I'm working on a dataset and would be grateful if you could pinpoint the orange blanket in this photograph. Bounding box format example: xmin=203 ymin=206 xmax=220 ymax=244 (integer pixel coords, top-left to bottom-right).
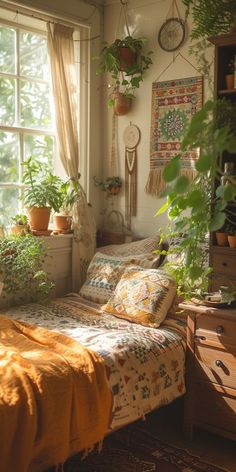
xmin=0 ymin=315 xmax=112 ymax=472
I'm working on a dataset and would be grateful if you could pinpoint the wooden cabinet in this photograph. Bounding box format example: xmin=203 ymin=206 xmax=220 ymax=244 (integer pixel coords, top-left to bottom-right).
xmin=208 ymin=32 xmax=236 ymax=290
xmin=180 ymin=302 xmax=236 ymax=441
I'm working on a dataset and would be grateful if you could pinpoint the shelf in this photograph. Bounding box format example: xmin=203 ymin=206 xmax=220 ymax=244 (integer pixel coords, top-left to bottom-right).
xmin=218 ymin=89 xmax=236 ymax=95
xmin=211 ymin=245 xmax=236 ymax=253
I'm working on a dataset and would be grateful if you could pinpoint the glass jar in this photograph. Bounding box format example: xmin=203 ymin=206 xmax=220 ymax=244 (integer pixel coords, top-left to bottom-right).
xmin=221 ymin=162 xmax=235 ymax=186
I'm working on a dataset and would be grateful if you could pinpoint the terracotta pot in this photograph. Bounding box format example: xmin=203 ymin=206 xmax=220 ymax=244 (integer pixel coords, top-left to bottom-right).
xmin=107 ymin=186 xmax=121 ymax=195
xmin=113 ymin=92 xmax=131 ymax=116
xmin=11 ymin=224 xmax=29 ymax=236
xmin=118 ymin=46 xmax=136 ymax=71
xmin=225 ymin=74 xmax=234 ymax=90
xmin=228 ymin=235 xmax=236 ymax=248
xmin=215 ymin=232 xmax=228 ymax=246
xmin=27 ymin=207 xmax=51 ymax=231
xmin=54 ymin=214 xmax=72 ymax=231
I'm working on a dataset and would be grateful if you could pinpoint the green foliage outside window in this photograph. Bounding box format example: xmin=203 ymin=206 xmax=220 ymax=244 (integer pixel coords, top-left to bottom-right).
xmin=0 ymin=23 xmax=55 ymax=227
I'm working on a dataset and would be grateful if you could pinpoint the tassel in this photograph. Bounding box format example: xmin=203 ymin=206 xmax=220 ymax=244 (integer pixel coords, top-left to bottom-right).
xmin=145 ymin=168 xmax=197 ymax=197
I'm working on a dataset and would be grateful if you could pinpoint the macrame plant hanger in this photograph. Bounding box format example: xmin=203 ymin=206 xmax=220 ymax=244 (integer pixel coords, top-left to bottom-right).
xmin=123 ymin=123 xmax=141 ymax=230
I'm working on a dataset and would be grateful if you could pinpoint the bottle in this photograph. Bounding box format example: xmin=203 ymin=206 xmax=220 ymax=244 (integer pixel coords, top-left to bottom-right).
xmin=221 ymin=162 xmax=235 ymax=186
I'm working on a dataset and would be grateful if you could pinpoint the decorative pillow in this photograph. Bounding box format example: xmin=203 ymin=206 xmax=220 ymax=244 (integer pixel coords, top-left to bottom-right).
xmin=79 ymin=252 xmax=160 ymax=304
xmin=102 ymin=267 xmax=176 ymax=328
xmin=98 ymin=234 xmax=161 ymax=261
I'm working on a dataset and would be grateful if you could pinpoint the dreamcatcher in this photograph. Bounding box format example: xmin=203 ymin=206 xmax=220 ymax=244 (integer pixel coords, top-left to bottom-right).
xmin=123 ymin=123 xmax=141 ymax=229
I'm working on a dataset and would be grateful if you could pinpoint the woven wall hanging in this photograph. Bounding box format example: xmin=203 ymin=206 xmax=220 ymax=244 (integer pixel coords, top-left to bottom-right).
xmin=123 ymin=124 xmax=141 ymax=229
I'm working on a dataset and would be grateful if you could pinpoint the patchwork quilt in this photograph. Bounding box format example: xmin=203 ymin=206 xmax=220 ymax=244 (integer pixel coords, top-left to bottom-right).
xmin=5 ymin=294 xmax=186 ymax=433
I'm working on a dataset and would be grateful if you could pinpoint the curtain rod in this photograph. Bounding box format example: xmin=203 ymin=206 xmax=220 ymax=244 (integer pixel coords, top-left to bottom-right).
xmin=0 ymin=0 xmax=97 ymax=29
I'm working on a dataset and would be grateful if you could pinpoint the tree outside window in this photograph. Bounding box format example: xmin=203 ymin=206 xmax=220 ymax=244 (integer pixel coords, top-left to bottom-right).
xmin=0 ymin=22 xmax=55 ymax=227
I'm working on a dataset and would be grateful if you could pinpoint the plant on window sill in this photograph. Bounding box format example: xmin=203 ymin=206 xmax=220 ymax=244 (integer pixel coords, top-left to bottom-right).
xmin=10 ymin=213 xmax=29 ymax=236
xmin=156 ymin=99 xmax=236 ymax=299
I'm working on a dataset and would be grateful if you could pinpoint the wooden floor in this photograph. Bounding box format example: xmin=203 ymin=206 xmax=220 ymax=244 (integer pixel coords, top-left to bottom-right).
xmin=137 ymin=398 xmax=236 ymax=472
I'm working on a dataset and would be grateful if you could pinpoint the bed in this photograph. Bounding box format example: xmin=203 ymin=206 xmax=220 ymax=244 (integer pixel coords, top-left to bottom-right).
xmin=0 ymin=236 xmax=187 ymax=472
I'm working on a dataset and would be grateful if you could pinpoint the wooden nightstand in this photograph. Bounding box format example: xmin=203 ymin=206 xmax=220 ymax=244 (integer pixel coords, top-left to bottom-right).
xmin=179 ymin=302 xmax=236 ymax=441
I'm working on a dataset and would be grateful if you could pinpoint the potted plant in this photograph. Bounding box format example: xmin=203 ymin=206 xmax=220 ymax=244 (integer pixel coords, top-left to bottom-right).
xmin=0 ymin=233 xmax=54 ymax=308
xmin=10 ymin=213 xmax=29 ymax=236
xmin=53 ymin=179 xmax=80 ymax=232
xmin=93 ymin=176 xmax=122 ymax=195
xmin=215 ymin=225 xmax=230 ymax=246
xmin=22 ymin=157 xmax=63 ymax=233
xmin=228 ymin=230 xmax=236 ymax=248
xmin=156 ymin=99 xmax=236 ymax=298
xmin=96 ymin=36 xmax=153 ymax=112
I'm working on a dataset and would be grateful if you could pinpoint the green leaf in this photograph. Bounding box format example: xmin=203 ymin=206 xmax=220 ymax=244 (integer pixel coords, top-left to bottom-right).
xmin=195 ymin=154 xmax=212 ymax=172
xmin=163 ymin=156 xmax=181 ymax=182
xmin=174 ymin=175 xmax=190 ymax=194
xmin=223 ymin=184 xmax=236 ymax=202
xmin=155 ymin=198 xmax=170 ymax=216
xmin=189 ymin=266 xmax=203 ymax=279
xmin=209 ymin=212 xmax=226 ymax=231
xmin=188 ymin=189 xmax=204 ymax=208
xmin=216 ymin=185 xmax=225 ymax=198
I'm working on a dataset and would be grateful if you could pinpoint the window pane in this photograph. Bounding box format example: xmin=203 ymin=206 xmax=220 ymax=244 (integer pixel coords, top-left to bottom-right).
xmin=0 ymin=77 xmax=15 ymax=125
xmin=20 ymin=79 xmax=52 ymax=129
xmin=24 ymin=133 xmax=54 ymax=169
xmin=0 ymin=187 xmax=20 ymax=227
xmin=20 ymin=31 xmax=49 ymax=80
xmin=0 ymin=26 xmax=16 ymax=74
xmin=0 ymin=131 xmax=19 ymax=182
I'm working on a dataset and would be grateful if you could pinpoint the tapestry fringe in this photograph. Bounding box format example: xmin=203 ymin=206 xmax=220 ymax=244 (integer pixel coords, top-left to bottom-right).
xmin=145 ymin=168 xmax=197 ymax=197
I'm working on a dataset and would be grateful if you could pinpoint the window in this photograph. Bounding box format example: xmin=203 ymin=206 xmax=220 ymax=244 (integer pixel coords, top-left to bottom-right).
xmin=0 ymin=18 xmax=55 ymax=226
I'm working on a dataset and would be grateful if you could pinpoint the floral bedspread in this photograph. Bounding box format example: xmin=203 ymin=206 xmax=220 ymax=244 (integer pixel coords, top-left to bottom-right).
xmin=5 ymin=294 xmax=186 ymax=432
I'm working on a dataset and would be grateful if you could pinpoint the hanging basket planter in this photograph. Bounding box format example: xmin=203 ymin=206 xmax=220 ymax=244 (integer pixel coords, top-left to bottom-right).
xmin=118 ymin=46 xmax=137 ymax=71
xmin=113 ymin=92 xmax=131 ymax=116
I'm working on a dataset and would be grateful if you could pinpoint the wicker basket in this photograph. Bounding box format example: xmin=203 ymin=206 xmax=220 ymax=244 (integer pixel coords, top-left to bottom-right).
xmin=98 ymin=210 xmax=132 ymax=246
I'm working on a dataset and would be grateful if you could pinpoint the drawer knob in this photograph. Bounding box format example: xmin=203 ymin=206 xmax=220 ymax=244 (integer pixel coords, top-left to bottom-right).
xmin=194 ymin=335 xmax=205 ymax=341
xmin=216 ymin=325 xmax=224 ymax=334
xmin=215 ymin=359 xmax=224 ymax=368
xmin=222 ymin=262 xmax=228 ymax=267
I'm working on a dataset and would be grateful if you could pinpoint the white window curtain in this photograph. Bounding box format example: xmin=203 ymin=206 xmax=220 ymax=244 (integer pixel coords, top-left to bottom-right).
xmin=47 ymin=23 xmax=96 ymax=286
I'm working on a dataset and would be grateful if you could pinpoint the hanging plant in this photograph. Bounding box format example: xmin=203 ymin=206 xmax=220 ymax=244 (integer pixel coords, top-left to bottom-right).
xmin=182 ymin=0 xmax=236 ymax=92
xmin=95 ymin=35 xmax=153 ymax=108
xmin=183 ymin=0 xmax=236 ymax=39
xmin=93 ymin=176 xmax=122 ymax=195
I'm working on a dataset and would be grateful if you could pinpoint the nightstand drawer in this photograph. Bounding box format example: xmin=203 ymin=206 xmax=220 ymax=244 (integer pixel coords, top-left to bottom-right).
xmin=194 ymin=382 xmax=236 ymax=436
xmin=195 ymin=345 xmax=236 ymax=389
xmin=195 ymin=314 xmax=236 ymax=347
xmin=211 ymin=252 xmax=236 ymax=275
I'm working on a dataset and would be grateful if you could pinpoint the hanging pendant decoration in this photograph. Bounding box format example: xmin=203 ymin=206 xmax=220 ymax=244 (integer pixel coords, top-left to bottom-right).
xmin=123 ymin=123 xmax=141 ymax=229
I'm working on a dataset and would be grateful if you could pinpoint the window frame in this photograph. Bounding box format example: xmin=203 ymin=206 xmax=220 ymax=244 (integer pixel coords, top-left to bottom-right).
xmin=0 ymin=6 xmax=90 ymax=224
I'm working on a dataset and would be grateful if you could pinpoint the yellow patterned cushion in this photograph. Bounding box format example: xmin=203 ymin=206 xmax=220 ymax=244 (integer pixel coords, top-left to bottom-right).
xmin=102 ymin=267 xmax=176 ymax=328
xmin=79 ymin=252 xmax=159 ymax=304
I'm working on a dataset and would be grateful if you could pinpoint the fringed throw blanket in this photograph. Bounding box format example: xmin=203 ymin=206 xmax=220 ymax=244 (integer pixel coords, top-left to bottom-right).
xmin=146 ymin=76 xmax=203 ymax=196
xmin=0 ymin=315 xmax=111 ymax=472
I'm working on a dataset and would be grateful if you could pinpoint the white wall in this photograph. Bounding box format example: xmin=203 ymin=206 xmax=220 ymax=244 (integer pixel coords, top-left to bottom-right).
xmin=96 ymin=0 xmax=214 ymax=238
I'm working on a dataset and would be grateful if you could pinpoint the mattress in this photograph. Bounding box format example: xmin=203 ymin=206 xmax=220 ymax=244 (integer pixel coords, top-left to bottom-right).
xmin=5 ymin=294 xmax=186 ymax=432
